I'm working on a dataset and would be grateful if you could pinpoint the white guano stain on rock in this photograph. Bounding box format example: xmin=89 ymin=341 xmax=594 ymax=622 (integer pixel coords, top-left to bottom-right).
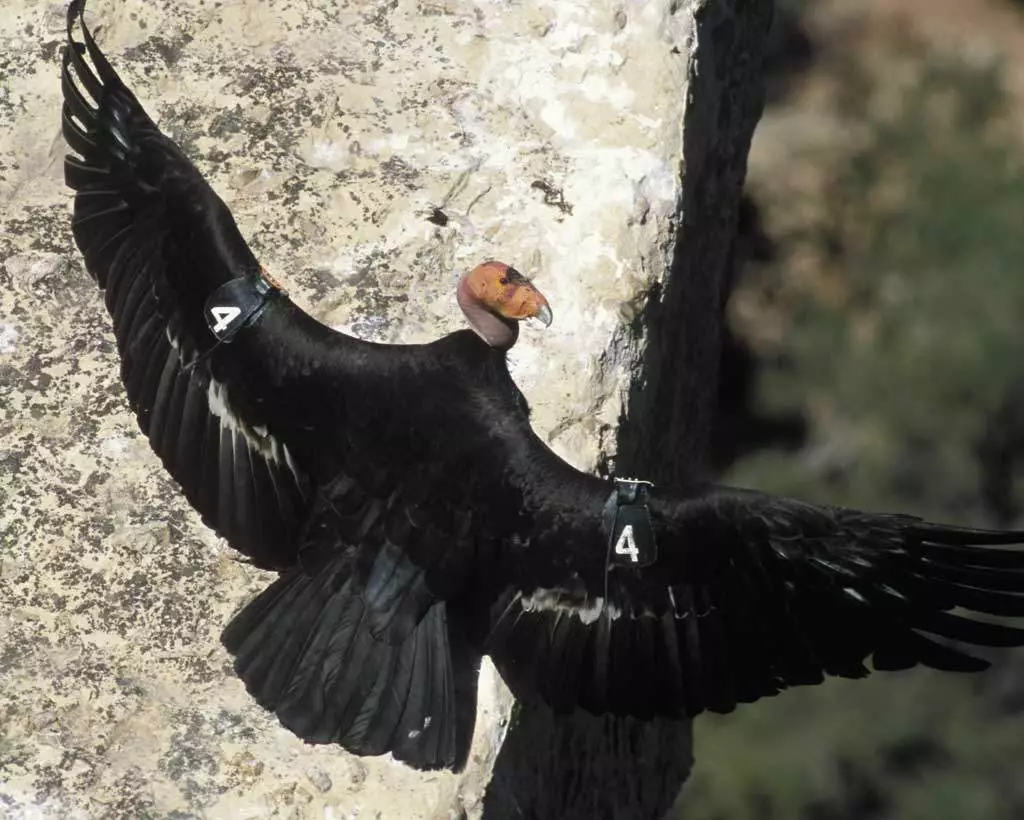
xmin=0 ymin=323 xmax=19 ymax=353
xmin=1 ymin=0 xmax=692 ymax=817
xmin=97 ymin=435 xmax=133 ymax=461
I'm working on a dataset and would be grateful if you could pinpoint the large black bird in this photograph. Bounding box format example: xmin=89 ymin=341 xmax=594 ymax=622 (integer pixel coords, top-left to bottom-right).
xmin=62 ymin=0 xmax=1024 ymax=773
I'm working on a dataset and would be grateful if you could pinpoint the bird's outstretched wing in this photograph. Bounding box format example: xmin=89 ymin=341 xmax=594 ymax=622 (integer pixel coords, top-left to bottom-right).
xmin=60 ymin=0 xmax=328 ymax=570
xmin=485 ymin=485 xmax=1024 ymax=719
xmin=60 ymin=0 xmax=570 ymax=574
xmin=61 ymin=0 xmax=613 ymax=603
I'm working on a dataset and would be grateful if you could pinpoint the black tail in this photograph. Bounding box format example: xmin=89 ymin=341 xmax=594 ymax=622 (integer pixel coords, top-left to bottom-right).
xmin=222 ymin=558 xmax=476 ymax=771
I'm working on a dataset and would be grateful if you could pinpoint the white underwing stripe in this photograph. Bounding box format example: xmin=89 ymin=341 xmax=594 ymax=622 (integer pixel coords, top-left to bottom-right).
xmin=518 ymin=588 xmax=622 ymax=624
xmin=844 ymin=586 xmax=867 ymax=603
xmin=206 ymin=377 xmax=301 ymax=484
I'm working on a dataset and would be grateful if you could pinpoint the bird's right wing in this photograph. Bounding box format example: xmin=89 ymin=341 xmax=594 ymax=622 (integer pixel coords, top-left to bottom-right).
xmin=61 ymin=0 xmax=354 ymax=569
xmin=61 ymin=0 xmax=526 ymax=581
xmin=61 ymin=6 xmax=481 ymax=768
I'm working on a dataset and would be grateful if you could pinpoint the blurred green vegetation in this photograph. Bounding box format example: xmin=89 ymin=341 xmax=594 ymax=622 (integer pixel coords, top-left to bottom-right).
xmin=730 ymin=44 xmax=1024 ymax=523
xmin=673 ymin=30 xmax=1024 ymax=820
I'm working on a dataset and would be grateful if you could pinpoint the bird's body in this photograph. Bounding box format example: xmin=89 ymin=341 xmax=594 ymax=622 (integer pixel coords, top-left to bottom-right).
xmin=62 ymin=0 xmax=1024 ymax=774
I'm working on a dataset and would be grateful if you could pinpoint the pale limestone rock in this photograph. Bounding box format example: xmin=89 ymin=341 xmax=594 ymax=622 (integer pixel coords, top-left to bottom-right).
xmin=0 ymin=0 xmax=767 ymax=817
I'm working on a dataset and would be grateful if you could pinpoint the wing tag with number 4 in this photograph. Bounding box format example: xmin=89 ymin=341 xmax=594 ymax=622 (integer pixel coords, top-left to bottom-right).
xmin=603 ymin=478 xmax=658 ymax=568
xmin=204 ymin=275 xmax=277 ymax=343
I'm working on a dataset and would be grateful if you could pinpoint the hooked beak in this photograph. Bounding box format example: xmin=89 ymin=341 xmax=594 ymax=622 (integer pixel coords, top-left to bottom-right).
xmin=533 ymin=302 xmax=553 ymax=327
xmin=515 ymin=284 xmax=552 ymax=329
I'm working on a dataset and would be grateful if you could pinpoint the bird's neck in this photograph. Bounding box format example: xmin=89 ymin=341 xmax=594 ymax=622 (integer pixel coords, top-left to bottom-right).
xmin=457 ymin=276 xmax=518 ymax=350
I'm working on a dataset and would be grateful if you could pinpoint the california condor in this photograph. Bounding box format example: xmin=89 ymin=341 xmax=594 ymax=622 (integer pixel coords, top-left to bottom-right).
xmin=62 ymin=0 xmax=1024 ymax=773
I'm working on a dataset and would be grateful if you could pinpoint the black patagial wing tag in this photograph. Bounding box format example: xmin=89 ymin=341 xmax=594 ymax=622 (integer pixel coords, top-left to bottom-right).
xmin=604 ymin=478 xmax=657 ymax=568
xmin=204 ymin=275 xmax=276 ymax=343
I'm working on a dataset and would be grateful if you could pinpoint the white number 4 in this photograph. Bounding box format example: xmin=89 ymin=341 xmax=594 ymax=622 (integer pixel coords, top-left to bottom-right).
xmin=614 ymin=524 xmax=639 ymax=563
xmin=210 ymin=305 xmax=242 ymax=334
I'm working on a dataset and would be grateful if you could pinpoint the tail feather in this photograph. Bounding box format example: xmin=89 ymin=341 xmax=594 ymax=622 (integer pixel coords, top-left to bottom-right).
xmin=221 ymin=562 xmax=470 ymax=770
xmin=273 ymin=577 xmax=369 ymax=739
xmin=226 ymin=567 xmax=340 ymax=709
xmin=308 ymin=600 xmax=393 ymax=744
xmin=408 ymin=603 xmax=454 ymax=764
xmin=360 ymin=618 xmax=420 ymax=752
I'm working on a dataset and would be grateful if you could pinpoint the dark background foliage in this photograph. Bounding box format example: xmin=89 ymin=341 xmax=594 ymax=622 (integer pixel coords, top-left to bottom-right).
xmin=675 ymin=0 xmax=1024 ymax=817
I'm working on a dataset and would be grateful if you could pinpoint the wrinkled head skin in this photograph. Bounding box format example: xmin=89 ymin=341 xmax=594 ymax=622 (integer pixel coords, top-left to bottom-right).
xmin=463 ymin=261 xmax=553 ymax=327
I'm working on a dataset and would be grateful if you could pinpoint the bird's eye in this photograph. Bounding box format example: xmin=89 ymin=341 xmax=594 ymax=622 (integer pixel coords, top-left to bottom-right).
xmin=499 ymin=277 xmax=509 ymax=285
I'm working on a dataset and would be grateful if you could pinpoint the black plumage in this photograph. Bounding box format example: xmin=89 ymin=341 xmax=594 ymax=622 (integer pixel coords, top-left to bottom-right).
xmin=62 ymin=0 xmax=1024 ymax=773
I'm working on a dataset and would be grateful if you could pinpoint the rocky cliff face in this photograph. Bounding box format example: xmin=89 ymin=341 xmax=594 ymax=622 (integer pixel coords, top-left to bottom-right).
xmin=1 ymin=1 xmax=697 ymax=817
xmin=2 ymin=3 xmax=688 ymax=814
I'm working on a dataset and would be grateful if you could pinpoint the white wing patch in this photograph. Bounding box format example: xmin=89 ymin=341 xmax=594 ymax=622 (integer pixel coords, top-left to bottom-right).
xmin=165 ymin=327 xmax=304 ymax=491
xmin=843 ymin=586 xmax=867 ymax=604
xmin=519 ymin=588 xmax=622 ymax=624
xmin=206 ymin=378 xmax=300 ymax=481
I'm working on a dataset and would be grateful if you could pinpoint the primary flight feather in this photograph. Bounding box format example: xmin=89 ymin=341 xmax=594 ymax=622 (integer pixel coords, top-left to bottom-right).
xmin=62 ymin=0 xmax=1024 ymax=773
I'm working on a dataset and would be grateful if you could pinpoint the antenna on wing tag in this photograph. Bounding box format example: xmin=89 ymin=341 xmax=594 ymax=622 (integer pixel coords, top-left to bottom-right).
xmin=602 ymin=477 xmax=657 ymax=569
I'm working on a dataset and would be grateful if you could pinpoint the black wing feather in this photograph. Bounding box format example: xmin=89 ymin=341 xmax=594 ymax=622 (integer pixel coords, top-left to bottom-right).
xmin=486 ymin=487 xmax=1024 ymax=720
xmin=62 ymin=0 xmax=311 ymax=569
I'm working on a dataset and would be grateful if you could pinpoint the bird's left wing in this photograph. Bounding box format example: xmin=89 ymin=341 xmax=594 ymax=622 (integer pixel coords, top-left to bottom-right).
xmin=484 ymin=484 xmax=1024 ymax=719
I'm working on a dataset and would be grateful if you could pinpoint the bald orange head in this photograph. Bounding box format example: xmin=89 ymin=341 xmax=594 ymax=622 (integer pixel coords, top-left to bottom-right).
xmin=461 ymin=261 xmax=553 ymax=326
